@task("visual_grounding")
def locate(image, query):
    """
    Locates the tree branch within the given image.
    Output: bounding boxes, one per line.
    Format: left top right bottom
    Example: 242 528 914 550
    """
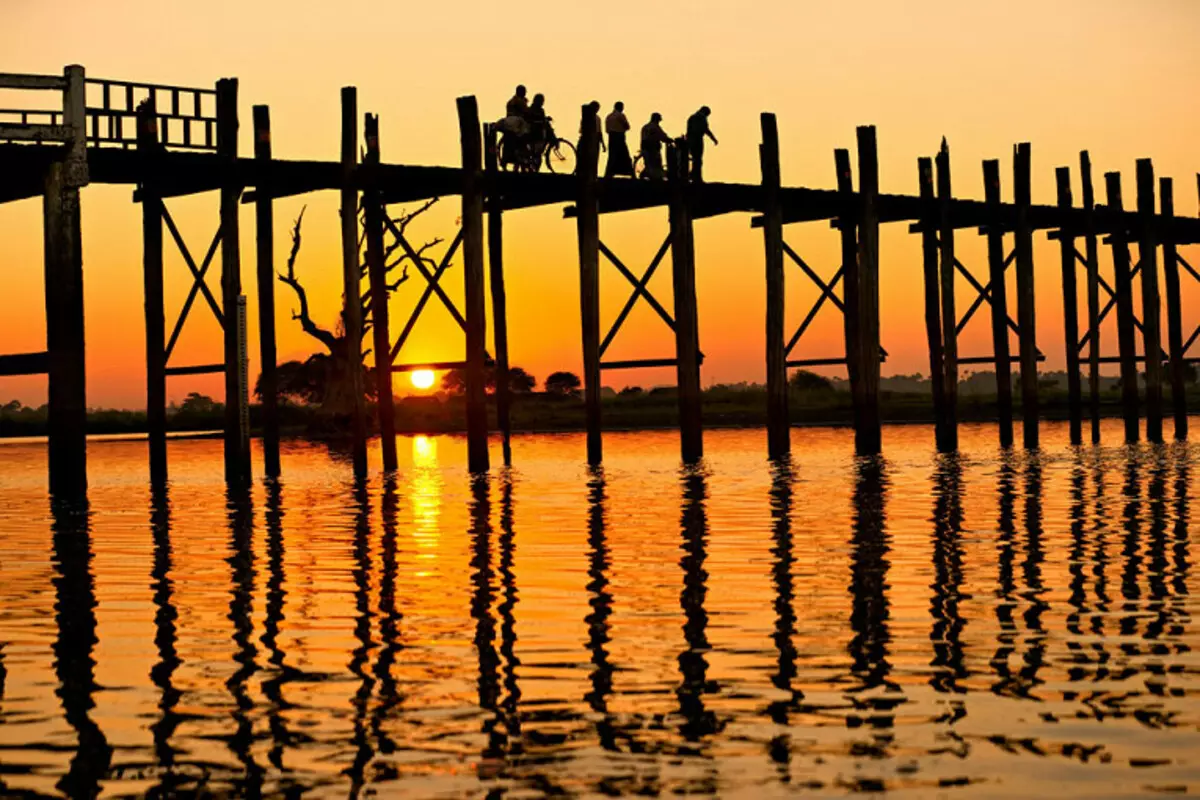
277 207 339 353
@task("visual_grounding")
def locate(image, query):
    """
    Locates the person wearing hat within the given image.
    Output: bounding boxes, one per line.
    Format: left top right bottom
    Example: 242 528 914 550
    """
639 112 671 180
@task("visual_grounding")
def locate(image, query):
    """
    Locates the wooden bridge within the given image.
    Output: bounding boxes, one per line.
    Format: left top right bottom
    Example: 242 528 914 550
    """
3 65 1199 494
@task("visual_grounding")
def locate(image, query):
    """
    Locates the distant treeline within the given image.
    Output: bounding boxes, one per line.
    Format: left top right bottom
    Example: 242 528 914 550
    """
2 368 1196 438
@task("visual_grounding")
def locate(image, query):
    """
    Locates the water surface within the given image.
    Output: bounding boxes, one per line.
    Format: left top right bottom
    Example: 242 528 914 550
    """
0 422 1197 796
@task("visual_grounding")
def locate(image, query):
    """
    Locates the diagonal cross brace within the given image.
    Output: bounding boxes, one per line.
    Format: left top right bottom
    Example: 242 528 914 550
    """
390 228 464 363
385 216 468 333
782 241 888 359
162 206 223 364
599 236 673 357
955 250 1015 335
1074 257 1166 359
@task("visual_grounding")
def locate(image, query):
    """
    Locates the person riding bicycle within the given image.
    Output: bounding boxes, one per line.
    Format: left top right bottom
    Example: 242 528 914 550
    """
525 93 550 159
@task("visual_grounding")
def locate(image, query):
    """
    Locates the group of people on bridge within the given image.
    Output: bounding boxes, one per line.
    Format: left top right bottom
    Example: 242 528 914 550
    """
498 86 718 181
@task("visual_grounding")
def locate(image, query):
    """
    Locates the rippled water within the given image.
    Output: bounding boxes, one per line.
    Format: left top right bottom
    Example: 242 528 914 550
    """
0 422 1197 797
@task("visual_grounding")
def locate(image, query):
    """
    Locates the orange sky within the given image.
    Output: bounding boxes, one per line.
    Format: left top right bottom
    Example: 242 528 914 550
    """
2 0 1199 408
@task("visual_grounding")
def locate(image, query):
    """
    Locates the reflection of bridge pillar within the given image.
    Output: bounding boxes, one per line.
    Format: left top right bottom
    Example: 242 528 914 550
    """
669 142 703 464
44 65 88 497
457 97 490 474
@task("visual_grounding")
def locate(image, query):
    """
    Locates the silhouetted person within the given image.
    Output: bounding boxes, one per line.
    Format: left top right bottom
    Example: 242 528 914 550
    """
639 112 671 180
580 100 605 164
604 101 633 178
506 84 528 119
685 106 718 182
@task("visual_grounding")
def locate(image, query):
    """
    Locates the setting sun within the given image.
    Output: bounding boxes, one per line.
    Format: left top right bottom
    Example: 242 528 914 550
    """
410 369 436 390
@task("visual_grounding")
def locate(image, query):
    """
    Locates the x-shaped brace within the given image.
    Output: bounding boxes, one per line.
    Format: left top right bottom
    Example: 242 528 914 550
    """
781 241 889 360
1175 252 1200 357
954 251 1015 336
1071 251 1166 359
598 236 676 357
389 227 464 363
162 203 223 363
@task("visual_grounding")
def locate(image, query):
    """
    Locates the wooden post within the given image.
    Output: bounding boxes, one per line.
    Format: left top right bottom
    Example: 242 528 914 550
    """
44 64 88 497
670 140 703 463
835 148 861 434
1136 159 1163 443
138 97 167 485
1056 167 1082 445
217 78 249 485
457 96 490 473
855 126 882 455
340 87 368 477
1080 152 1101 444
252 105 281 478
936 139 958 451
983 159 1013 447
918 157 949 449
484 124 513 466
760 113 788 458
1105 172 1139 443
576 103 602 465
1013 143 1039 449
364 112 397 472
1160 177 1188 440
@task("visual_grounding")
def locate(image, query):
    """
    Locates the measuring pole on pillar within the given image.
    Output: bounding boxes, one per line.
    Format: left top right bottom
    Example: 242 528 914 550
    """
1160 178 1187 440
1105 172 1140 443
670 139 703 464
855 126 882 456
1013 143 1039 449
138 97 167 485
1080 152 1101 443
484 124 513 466
1056 167 1083 445
983 159 1013 447
1136 159 1163 443
364 112 397 472
457 96 490 474
936 139 958 451
576 103 602 465
760 113 788 458
252 105 281 478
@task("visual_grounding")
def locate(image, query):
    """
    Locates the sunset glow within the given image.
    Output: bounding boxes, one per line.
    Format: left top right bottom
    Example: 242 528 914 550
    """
410 369 436 390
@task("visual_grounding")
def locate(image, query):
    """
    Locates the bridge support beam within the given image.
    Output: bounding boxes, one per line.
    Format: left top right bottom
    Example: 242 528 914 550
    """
1106 172 1139 443
854 126 882 455
936 140 959 451
576 104 602 466
670 141 703 464
917 157 949 450
458 96 490 473
485 124 512 466
1137 159 1163 443
218 77 250 485
1160 178 1188 440
760 114 788 459
983 159 1014 447
339 87 368 478
1056 167 1083 445
1013 143 1039 449
138 98 167 486
1080 152 1101 444
364 112 397 473
253 105 282 478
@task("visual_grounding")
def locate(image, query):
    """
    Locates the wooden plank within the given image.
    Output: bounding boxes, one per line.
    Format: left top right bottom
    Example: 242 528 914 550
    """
363 112 397 473
339 87 368 478
1160 177 1187 440
576 103 602 465
164 363 224 376
982 159 1013 447
1136 159 1163 443
253 104 281 478
601 358 678 370
1106 171 1140 443
760 113 788 458
485 123 512 467
1013 143 1039 448
0 351 49 376
936 139 959 451
458 96 490 473
138 97 167 485
1056 167 1082 445
0 72 67 90
670 140 703 463
394 360 467 372
918 157 949 449
0 123 72 142
1080 151 1101 443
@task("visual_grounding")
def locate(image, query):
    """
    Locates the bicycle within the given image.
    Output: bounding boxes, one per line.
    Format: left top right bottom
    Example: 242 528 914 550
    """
498 118 578 175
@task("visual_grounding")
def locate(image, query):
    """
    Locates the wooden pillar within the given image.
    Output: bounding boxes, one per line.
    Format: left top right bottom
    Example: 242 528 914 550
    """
1160 178 1188 440
138 97 167 485
44 64 88 497
855 126 882 455
1080 152 1101 444
484 124 513 466
1136 159 1163 443
1105 172 1139 443
340 87 368 477
670 140 703 463
936 139 958 450
1013 143 1039 449
217 78 250 485
457 96 490 473
835 148 861 433
1056 167 1083 445
252 105 281 478
760 113 788 458
364 112 397 472
576 103 602 465
983 159 1014 447
918 157 949 449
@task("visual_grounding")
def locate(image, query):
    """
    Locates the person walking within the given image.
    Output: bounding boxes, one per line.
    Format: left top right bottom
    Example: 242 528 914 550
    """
580 100 605 167
604 102 633 178
639 112 671 180
685 106 718 182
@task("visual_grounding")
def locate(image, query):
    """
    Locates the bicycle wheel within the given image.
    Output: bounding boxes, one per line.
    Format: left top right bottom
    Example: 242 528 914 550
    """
545 138 578 175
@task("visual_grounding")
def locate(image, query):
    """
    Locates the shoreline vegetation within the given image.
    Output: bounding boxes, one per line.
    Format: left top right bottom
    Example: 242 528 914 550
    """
2 369 1196 439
